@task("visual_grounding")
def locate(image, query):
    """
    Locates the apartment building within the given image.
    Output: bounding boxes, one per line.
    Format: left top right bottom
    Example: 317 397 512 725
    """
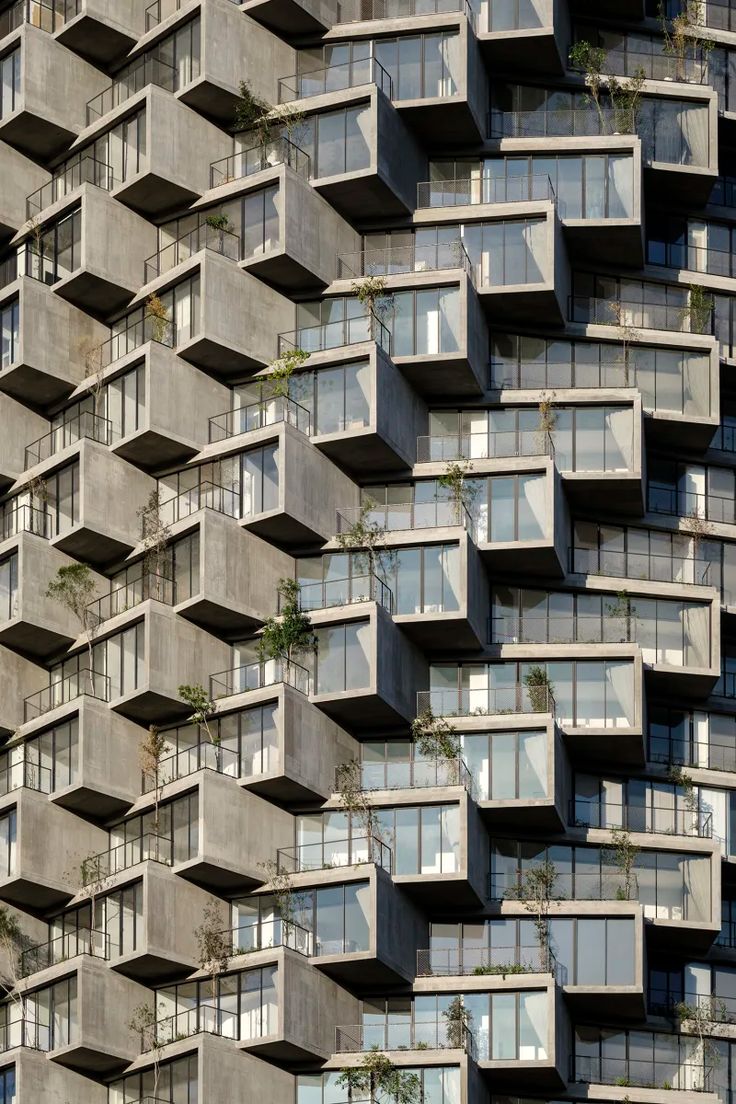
0 0 736 1101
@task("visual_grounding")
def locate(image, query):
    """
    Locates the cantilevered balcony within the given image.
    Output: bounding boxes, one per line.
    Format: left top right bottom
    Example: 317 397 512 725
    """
477 0 566 73
210 657 311 702
278 57 393 104
23 669 111 724
25 154 114 222
210 136 310 190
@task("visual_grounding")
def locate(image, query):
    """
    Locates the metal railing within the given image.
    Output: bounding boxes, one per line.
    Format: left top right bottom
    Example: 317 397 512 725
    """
570 44 706 85
19 928 109 978
337 240 472 281
570 296 714 335
648 735 736 774
95 314 176 370
570 798 713 838
86 571 174 628
416 943 558 977
647 488 734 525
335 1021 475 1056
356 756 473 793
489 106 625 139
86 55 177 124
209 657 311 700
142 741 240 793
24 669 111 722
490 611 641 646
276 834 392 874
24 411 113 467
81 832 172 884
572 1056 712 1092
417 429 554 463
157 481 241 526
0 504 53 541
0 0 69 38
144 223 240 282
210 137 310 189
491 870 640 902
0 1016 49 1054
278 57 392 103
570 547 712 587
278 316 390 356
287 574 394 614
649 240 736 280
228 918 313 956
336 0 476 24
336 500 475 537
208 395 311 443
0 758 52 797
149 1005 222 1049
417 173 554 209
490 357 638 392
26 156 115 220
417 684 555 717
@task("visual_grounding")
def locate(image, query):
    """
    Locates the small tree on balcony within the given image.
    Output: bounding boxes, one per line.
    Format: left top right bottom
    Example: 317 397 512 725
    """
337 1050 421 1104
257 859 306 946
508 859 558 966
437 460 478 526
686 284 714 335
568 41 608 131
659 1 714 82
523 665 554 713
683 509 713 554
46 564 99 692
137 489 172 594
258 579 316 678
129 1002 165 1094
336 501 396 580
606 589 638 643
76 850 111 934
178 684 220 770
145 293 171 344
675 997 725 1079
410 709 461 781
266 347 310 401
352 273 394 340
195 901 231 1006
77 336 106 418
605 828 640 901
443 995 472 1049
334 759 385 862
139 724 170 833
0 906 29 1015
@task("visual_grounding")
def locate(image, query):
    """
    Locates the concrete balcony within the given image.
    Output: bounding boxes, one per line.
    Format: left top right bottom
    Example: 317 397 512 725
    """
0 1045 106 1102
306 86 425 219
0 24 107 158
55 0 143 63
74 84 231 216
0 532 105 656
242 0 336 36
458 714 568 831
388 529 489 650
0 787 105 909
231 947 359 1062
15 955 146 1073
476 0 568 75
326 1050 484 1104
226 418 358 545
165 509 293 634
71 600 229 723
12 694 141 818
41 438 154 563
134 769 293 891
211 161 360 291
120 1033 295 1100
192 678 355 802
0 276 108 407
281 863 423 986
416 975 566 1088
100 339 228 469
0 647 41 735
63 860 220 981
136 249 294 377
0 143 47 241
308 603 427 730
0 395 46 488
172 0 295 122
12 184 156 315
